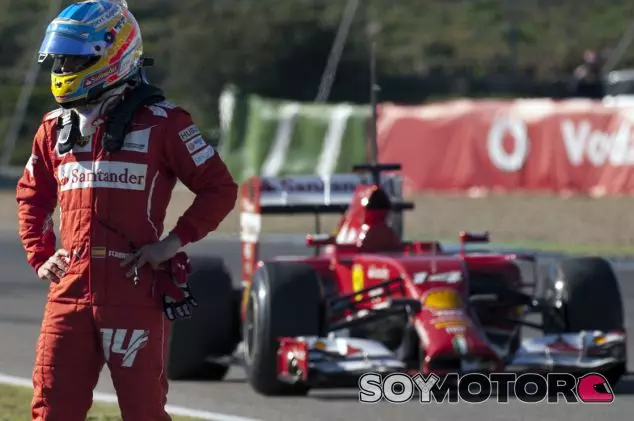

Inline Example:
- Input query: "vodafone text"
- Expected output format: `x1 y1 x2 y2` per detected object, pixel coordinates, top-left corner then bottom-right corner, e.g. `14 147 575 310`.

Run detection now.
487 116 634 173
359 372 615 404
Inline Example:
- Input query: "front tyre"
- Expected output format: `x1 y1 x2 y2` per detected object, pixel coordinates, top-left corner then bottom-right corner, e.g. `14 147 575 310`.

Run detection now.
542 257 626 386
244 262 322 396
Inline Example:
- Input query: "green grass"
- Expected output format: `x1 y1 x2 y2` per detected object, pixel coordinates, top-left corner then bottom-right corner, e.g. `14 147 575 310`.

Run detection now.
0 384 202 421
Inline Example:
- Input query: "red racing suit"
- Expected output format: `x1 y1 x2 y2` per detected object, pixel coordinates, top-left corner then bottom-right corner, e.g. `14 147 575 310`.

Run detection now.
16 99 238 420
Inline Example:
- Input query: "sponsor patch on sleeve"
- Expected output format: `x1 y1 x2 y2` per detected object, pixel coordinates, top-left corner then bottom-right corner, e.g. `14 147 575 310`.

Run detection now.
185 135 207 153
178 124 201 142
191 145 215 167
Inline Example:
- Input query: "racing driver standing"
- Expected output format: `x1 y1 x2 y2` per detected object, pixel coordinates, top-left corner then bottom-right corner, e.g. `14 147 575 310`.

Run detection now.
16 1 238 419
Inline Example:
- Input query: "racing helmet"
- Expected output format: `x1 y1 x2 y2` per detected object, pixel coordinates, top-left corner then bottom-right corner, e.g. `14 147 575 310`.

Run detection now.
38 0 143 108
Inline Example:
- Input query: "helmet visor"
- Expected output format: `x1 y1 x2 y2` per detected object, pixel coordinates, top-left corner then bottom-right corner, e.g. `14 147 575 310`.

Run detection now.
38 30 99 62
51 55 100 75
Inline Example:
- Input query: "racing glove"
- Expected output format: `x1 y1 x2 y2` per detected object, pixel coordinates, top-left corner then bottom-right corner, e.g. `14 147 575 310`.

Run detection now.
156 252 198 321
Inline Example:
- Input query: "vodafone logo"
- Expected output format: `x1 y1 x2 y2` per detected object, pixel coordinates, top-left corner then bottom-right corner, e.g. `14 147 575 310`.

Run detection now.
486 116 634 171
58 161 148 191
561 119 634 166
487 116 530 172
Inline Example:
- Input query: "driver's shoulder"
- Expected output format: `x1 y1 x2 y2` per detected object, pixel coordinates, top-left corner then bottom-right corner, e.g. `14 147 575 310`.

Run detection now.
42 108 63 123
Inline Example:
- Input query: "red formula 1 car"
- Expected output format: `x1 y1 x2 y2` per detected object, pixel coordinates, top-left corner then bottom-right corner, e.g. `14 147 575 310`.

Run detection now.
166 163 627 397
167 44 626 394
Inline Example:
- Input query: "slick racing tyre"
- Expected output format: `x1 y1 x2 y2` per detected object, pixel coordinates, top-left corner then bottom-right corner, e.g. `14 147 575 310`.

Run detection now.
542 257 626 386
167 257 237 380
244 261 322 396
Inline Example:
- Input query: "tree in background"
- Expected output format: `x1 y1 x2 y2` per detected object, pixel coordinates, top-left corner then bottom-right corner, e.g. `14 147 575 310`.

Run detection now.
2 0 633 165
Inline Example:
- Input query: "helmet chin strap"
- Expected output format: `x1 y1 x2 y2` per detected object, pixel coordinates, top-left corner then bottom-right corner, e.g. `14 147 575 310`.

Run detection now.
73 85 128 136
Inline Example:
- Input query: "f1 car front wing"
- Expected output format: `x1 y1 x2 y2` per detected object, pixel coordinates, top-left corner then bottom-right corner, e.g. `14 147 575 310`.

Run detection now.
277 330 626 388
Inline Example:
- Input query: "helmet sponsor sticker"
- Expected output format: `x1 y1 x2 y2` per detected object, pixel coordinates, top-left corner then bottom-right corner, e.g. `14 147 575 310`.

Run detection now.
83 63 119 88
113 16 126 33
87 6 120 28
57 161 147 191
117 51 135 79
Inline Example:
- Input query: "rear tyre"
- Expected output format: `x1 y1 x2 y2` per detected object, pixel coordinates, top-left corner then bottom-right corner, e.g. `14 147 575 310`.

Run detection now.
542 257 626 386
244 262 322 396
167 257 237 380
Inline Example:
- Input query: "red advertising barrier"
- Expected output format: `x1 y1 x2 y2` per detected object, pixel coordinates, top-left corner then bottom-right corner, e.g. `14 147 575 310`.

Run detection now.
377 98 634 196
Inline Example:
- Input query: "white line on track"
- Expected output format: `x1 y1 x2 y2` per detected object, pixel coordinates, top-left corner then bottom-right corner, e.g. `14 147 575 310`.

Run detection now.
0 373 263 421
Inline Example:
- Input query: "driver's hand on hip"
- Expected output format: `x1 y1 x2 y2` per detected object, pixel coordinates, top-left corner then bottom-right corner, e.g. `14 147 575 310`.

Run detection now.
120 233 182 278
37 249 70 283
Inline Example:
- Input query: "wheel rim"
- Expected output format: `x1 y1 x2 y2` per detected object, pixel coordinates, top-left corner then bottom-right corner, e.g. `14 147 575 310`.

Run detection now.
244 290 258 365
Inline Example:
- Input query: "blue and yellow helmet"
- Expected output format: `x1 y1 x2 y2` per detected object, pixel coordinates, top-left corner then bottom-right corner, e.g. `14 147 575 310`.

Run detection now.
38 0 144 108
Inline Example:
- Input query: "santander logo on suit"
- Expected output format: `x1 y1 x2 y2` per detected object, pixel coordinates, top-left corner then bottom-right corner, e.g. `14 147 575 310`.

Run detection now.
58 161 148 191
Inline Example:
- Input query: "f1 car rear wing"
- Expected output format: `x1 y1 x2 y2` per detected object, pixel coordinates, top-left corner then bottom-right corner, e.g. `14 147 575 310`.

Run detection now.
238 41 413 289
239 172 405 285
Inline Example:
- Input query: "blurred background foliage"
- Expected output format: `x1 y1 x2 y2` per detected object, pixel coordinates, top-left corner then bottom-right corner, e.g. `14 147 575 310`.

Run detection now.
1 0 633 164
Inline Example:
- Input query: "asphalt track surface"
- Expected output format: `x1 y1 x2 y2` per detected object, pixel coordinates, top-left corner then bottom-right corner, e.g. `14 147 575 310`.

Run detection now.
1 230 634 421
